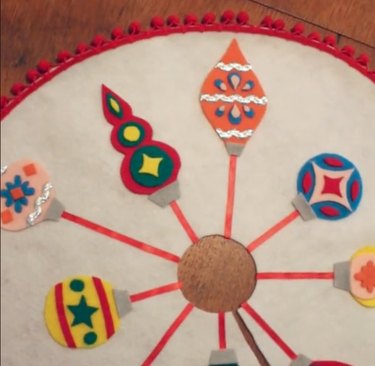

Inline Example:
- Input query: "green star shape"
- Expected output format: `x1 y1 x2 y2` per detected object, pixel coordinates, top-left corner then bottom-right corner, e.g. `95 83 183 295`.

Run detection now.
67 295 98 328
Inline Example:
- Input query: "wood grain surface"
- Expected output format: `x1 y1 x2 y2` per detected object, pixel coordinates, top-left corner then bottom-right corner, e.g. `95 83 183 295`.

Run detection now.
1 0 374 96
178 235 257 313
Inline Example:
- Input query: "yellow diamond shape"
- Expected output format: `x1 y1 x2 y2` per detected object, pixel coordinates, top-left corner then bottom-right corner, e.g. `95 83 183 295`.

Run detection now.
138 154 163 177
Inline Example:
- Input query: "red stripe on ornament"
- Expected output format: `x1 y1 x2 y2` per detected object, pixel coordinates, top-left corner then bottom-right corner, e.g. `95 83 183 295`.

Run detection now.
54 283 76 348
350 180 360 201
92 276 115 339
320 206 340 217
302 171 312 193
323 157 344 167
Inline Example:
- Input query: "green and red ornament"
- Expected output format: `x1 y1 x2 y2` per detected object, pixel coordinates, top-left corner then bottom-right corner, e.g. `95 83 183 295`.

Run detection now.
102 85 181 207
44 275 132 349
293 153 363 221
1 160 64 231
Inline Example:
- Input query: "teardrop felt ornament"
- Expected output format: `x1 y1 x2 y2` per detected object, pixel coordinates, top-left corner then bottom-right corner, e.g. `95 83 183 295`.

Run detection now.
200 39 268 156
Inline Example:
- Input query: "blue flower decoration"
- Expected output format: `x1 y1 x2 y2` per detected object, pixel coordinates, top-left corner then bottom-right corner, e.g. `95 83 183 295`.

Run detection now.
1 175 35 213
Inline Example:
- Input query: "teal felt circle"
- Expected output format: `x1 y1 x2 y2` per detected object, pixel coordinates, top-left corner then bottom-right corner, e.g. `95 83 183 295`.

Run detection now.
69 279 85 292
118 122 145 147
129 145 174 187
84 331 98 345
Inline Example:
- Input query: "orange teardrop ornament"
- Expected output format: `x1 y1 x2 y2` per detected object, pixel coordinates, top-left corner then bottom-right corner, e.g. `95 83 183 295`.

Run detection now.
200 39 268 156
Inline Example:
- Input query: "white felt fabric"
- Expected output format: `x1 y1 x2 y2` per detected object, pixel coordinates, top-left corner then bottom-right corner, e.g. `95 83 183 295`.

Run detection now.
1 32 375 366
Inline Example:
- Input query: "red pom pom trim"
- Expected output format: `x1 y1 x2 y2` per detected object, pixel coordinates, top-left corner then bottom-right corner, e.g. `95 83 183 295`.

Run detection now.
91 35 107 47
184 14 198 26
10 83 26 96
26 69 41 83
341 45 355 57
323 35 336 47
151 16 164 29
357 53 369 67
37 60 52 73
75 43 90 54
1 96 9 109
128 21 141 35
167 15 180 27
272 19 285 30
56 50 72 63
202 12 216 25
260 15 273 28
291 23 304 35
111 27 125 40
1 12 374 121
308 32 321 42
236 11 249 25
220 10 235 24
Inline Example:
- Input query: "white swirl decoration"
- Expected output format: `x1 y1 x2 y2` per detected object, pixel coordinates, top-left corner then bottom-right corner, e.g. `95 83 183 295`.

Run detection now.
200 94 268 105
1 166 8 175
216 128 253 139
27 182 54 225
215 62 252 72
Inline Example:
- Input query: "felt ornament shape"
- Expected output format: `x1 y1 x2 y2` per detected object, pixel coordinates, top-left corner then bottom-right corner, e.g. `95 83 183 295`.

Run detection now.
293 153 362 221
334 246 375 308
200 39 268 156
1 160 64 231
102 85 181 206
44 275 131 349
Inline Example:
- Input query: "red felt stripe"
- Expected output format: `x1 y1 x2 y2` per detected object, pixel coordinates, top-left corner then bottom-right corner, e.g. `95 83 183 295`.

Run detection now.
92 276 115 339
218 312 227 349
257 272 334 280
130 282 182 303
169 201 199 243
242 303 297 360
141 303 194 366
247 210 300 252
61 210 180 263
224 155 237 238
55 283 76 348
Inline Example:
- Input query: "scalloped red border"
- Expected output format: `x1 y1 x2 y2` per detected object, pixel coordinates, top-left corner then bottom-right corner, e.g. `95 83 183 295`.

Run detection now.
1 11 374 121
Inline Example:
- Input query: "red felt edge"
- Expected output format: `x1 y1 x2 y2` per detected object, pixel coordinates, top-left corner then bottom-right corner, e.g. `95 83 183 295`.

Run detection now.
1 12 374 121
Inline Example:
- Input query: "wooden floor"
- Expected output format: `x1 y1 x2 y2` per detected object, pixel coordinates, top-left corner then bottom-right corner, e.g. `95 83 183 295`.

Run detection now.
1 0 374 95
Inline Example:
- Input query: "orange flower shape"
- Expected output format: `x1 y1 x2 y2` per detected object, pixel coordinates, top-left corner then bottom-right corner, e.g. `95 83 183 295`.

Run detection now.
354 260 375 293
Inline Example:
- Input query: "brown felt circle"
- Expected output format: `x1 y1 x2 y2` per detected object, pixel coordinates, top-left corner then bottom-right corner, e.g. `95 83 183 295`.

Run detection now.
178 235 257 313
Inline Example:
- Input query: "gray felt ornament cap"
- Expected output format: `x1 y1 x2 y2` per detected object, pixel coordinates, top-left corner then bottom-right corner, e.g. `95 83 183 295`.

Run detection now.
290 354 312 366
209 349 239 365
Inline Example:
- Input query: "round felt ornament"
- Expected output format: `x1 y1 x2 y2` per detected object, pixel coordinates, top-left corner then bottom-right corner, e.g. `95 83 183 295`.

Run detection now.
295 153 363 220
1 160 64 231
44 275 131 349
